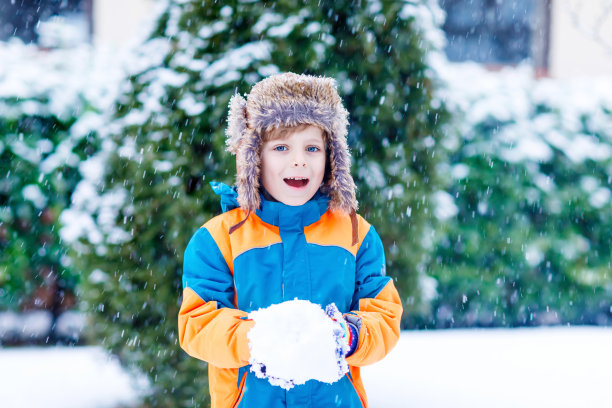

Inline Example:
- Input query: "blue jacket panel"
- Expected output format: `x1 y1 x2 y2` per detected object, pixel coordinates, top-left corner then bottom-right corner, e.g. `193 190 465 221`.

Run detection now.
179 183 403 408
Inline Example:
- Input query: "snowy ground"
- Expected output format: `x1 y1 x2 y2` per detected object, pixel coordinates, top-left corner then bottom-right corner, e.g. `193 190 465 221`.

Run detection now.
1 326 611 408
0 346 147 408
363 326 612 408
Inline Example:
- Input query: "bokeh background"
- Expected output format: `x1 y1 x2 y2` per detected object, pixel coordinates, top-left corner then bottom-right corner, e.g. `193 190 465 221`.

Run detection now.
1 1 612 407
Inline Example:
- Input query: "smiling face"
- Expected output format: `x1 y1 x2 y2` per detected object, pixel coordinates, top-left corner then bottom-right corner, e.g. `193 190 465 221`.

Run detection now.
260 125 326 206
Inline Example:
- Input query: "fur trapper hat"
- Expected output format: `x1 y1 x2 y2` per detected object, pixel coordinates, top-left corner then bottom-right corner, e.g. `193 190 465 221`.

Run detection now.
225 72 358 214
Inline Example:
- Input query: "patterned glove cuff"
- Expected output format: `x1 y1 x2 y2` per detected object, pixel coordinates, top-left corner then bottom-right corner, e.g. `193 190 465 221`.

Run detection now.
325 304 360 357
345 321 359 357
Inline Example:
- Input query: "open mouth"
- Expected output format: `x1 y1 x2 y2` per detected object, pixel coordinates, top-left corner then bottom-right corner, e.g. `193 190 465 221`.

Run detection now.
283 177 309 188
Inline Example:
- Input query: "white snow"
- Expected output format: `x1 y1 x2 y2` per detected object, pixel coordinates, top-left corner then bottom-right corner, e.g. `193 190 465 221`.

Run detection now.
0 312 21 340
589 187 611 208
0 311 87 343
0 346 147 408
22 184 48 209
19 311 53 340
450 163 470 179
177 92 206 116
247 299 348 389
362 327 612 408
201 41 272 86
153 160 174 172
198 21 228 39
432 190 458 220
524 244 545 267
60 158 132 246
358 161 386 188
59 208 102 245
418 274 439 303
88 268 110 284
37 15 89 49
2 327 611 407
54 311 87 341
8 139 42 164
252 12 284 34
0 41 122 121
438 62 612 169
266 14 305 38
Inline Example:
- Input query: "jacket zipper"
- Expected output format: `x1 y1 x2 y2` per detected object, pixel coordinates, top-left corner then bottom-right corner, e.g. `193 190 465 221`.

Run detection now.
232 372 247 408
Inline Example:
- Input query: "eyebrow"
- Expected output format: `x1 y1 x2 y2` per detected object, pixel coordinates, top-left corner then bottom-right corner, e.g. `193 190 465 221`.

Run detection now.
302 137 324 145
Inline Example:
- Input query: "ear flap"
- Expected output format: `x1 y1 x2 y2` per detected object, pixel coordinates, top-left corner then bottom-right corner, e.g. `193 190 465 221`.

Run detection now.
225 93 248 154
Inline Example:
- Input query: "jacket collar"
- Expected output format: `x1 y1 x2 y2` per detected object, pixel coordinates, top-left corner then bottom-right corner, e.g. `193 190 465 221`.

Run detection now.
210 181 330 229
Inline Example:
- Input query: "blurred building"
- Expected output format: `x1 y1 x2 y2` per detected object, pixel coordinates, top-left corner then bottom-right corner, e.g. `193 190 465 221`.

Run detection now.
0 0 153 48
440 0 612 78
91 0 612 79
0 0 92 46
1 0 610 78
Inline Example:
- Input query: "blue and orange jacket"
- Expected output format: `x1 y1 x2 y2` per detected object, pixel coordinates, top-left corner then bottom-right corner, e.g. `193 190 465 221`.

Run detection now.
178 182 402 408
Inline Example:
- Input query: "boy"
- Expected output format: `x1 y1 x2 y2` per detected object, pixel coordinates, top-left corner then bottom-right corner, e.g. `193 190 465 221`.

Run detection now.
179 73 402 407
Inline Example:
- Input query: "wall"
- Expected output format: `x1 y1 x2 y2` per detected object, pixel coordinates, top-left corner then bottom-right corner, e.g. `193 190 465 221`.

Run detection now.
93 0 156 50
549 0 612 79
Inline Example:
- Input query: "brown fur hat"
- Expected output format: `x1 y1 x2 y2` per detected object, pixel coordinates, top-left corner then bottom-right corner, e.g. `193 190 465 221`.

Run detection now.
225 72 358 214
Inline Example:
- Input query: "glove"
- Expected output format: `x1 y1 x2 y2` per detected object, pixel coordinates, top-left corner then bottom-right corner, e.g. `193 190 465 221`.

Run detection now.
250 361 295 390
324 303 359 357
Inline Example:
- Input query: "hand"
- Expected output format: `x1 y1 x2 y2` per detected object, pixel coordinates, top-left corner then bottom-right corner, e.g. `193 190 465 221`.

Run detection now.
250 361 295 390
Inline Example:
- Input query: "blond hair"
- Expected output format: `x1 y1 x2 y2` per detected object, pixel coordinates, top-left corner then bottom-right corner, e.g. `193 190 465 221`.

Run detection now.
261 124 327 144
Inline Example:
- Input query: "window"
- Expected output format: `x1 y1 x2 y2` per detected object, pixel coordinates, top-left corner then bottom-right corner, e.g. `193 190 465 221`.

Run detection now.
0 0 92 44
439 0 550 71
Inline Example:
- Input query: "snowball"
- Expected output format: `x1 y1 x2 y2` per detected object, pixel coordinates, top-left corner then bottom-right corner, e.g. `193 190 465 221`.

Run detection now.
247 299 348 390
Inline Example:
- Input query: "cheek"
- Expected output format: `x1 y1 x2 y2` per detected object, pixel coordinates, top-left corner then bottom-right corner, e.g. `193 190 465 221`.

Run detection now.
260 153 283 181
313 155 326 181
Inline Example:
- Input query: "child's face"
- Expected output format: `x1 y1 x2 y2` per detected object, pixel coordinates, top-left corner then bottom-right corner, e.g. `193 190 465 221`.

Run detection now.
260 125 326 206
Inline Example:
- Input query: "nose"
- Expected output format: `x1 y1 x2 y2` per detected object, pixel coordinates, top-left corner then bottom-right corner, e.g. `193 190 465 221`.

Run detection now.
291 151 306 167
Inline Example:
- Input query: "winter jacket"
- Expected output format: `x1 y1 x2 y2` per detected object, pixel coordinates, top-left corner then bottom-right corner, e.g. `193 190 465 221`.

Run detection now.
178 182 402 408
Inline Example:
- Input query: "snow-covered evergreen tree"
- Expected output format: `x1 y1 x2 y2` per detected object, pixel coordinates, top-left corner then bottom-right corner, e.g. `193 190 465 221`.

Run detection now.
0 41 116 341
429 64 612 328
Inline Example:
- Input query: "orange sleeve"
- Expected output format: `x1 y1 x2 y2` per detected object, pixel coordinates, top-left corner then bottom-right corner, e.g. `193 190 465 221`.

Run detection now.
345 223 403 367
178 224 254 368
178 288 255 368
346 280 402 367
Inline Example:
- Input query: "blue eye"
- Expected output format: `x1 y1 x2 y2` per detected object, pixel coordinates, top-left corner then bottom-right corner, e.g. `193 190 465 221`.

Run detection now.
274 145 287 151
306 146 320 152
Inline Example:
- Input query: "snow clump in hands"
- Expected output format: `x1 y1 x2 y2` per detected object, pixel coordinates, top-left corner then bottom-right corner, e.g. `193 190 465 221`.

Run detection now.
247 299 350 390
